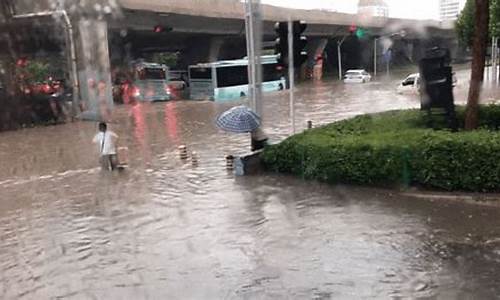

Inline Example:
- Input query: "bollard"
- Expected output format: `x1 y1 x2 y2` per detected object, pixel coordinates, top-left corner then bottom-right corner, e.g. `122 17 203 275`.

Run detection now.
225 155 234 170
179 145 188 160
191 151 198 166
307 120 313 129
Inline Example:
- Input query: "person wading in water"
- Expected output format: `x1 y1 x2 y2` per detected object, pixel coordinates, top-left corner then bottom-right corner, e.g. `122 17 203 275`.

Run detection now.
93 122 119 171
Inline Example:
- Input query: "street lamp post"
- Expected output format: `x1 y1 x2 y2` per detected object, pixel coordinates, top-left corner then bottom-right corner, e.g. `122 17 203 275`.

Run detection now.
373 31 405 79
12 10 80 118
337 35 348 80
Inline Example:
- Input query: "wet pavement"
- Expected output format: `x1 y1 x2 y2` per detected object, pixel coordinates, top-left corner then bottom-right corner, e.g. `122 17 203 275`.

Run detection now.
1 72 500 299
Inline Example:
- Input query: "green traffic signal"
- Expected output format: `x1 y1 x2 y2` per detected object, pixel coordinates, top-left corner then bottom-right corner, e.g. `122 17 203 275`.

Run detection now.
355 28 365 38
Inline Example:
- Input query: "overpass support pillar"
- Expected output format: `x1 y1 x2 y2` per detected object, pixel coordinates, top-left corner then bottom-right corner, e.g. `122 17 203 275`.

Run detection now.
74 19 114 122
305 38 328 80
208 37 225 62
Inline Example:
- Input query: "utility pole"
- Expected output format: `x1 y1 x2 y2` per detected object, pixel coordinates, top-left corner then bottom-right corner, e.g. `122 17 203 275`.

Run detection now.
244 0 263 117
374 37 378 77
337 35 348 80
288 17 295 134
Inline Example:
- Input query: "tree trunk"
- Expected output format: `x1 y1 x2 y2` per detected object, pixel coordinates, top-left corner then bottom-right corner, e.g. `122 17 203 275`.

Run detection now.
465 0 490 130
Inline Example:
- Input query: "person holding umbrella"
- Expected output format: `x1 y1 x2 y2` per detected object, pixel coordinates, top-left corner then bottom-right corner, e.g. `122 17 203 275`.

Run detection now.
250 127 268 151
216 105 268 152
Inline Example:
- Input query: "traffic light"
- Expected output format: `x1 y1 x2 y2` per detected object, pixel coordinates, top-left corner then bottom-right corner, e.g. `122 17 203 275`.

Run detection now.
292 20 308 68
274 22 288 67
349 24 365 38
355 27 365 38
274 20 308 68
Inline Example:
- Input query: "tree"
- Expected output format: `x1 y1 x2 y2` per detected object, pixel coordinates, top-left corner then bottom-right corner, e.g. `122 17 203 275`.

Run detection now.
456 0 476 47
465 0 490 130
491 0 500 37
152 52 180 68
457 0 500 47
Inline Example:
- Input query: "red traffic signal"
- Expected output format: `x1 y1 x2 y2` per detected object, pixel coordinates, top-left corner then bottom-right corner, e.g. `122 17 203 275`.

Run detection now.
153 25 173 33
349 24 357 33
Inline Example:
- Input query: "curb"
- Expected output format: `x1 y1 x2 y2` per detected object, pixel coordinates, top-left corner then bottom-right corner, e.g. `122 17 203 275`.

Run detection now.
400 191 500 208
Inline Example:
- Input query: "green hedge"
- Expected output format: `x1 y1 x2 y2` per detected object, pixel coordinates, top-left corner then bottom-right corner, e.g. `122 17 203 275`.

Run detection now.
262 106 500 192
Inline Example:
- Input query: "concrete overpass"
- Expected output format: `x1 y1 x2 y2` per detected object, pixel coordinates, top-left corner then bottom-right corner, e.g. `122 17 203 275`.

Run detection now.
116 0 453 37
5 0 457 66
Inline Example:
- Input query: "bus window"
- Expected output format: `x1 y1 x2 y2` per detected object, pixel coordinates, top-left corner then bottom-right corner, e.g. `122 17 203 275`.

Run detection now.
216 66 248 88
138 68 166 80
190 68 212 80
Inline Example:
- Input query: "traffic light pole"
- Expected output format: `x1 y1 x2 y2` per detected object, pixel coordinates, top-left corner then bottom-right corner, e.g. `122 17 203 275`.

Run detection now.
337 35 348 81
244 0 263 117
288 18 296 134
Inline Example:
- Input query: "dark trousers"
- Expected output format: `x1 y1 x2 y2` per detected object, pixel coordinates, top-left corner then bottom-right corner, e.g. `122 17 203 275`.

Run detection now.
100 154 118 171
251 138 268 152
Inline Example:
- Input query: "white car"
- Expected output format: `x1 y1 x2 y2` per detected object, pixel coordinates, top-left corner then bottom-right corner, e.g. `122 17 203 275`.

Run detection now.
397 73 420 94
343 69 372 83
397 72 457 95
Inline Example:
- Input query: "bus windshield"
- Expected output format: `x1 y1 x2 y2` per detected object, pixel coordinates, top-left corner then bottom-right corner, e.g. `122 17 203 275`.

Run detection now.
138 68 166 80
190 67 212 80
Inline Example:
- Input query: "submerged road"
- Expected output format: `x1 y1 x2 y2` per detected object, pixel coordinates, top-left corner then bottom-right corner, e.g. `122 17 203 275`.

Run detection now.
1 71 500 299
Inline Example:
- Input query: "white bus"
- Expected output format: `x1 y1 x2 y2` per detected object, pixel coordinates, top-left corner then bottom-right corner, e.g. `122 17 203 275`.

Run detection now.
188 55 286 101
118 62 171 102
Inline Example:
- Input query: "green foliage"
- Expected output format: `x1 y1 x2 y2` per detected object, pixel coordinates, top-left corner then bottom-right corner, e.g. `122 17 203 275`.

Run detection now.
492 0 500 37
456 0 500 46
262 106 500 192
151 52 179 68
16 61 50 84
456 0 476 47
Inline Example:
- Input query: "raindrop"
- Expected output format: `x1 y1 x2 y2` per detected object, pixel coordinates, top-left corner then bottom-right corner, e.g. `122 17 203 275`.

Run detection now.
94 3 102 13
103 6 112 15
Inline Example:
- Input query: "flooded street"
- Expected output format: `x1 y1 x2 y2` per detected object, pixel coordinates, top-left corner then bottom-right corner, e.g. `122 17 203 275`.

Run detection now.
1 73 500 299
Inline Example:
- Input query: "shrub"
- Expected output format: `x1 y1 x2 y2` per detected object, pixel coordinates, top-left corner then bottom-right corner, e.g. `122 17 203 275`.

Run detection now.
262 106 500 192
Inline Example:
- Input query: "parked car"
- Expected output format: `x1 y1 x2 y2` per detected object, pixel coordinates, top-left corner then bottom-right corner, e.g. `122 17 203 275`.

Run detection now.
343 69 371 83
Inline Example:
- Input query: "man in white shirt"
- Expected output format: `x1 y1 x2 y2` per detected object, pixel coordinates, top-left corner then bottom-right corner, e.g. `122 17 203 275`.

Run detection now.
93 122 119 171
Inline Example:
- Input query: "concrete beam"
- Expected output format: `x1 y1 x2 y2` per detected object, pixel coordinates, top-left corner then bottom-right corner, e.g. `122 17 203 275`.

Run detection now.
118 0 448 30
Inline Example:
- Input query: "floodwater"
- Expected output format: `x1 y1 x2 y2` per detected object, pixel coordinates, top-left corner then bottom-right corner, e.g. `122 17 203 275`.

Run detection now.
1 72 500 299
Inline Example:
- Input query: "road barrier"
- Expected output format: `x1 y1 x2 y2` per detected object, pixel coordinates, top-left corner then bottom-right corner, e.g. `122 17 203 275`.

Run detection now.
179 145 188 160
226 155 234 170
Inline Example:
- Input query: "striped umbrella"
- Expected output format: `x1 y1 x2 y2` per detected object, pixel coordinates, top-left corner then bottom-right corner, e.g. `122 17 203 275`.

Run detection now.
216 105 261 133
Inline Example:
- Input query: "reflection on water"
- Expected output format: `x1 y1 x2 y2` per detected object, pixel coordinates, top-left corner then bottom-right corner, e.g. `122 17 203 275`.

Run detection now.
1 75 500 299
